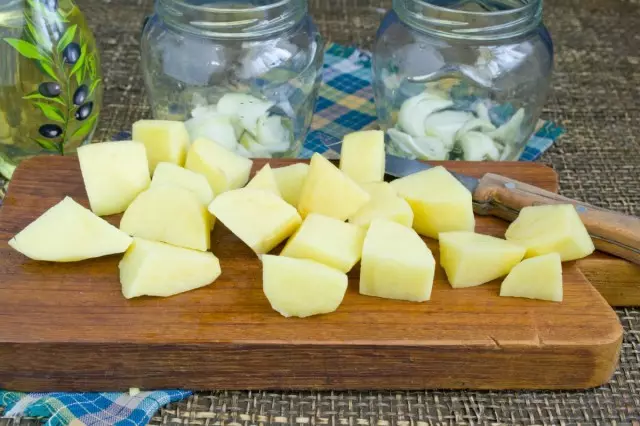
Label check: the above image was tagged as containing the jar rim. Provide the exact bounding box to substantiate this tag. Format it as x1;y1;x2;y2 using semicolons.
156;0;307;39
393;0;543;40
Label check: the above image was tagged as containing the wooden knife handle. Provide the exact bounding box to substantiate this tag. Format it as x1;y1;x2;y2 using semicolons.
474;173;640;265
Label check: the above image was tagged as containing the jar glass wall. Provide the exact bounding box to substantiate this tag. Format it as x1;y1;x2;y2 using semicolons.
373;0;553;161
140;0;325;158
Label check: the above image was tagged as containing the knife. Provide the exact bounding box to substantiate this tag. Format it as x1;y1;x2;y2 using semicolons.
384;154;640;265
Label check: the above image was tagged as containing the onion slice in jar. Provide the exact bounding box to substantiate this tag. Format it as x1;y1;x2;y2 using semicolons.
387;128;449;160
424;110;475;150
455;118;496;138
489;108;525;145
240;132;272;158
217;93;274;137
398;93;453;137
256;115;292;148
458;131;501;161
474;102;492;123
184;113;238;151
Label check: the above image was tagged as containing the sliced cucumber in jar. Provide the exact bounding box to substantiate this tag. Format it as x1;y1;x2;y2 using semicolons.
397;93;453;137
458;131;501;161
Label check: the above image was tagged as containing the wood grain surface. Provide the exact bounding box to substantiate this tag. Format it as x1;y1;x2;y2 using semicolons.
0;156;624;391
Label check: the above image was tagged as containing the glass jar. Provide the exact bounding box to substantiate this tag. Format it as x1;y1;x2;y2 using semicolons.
140;0;325;158
0;0;103;179
373;0;553;161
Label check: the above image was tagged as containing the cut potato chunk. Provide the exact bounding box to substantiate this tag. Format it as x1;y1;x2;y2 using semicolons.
246;164;281;196
297;153;370;220
500;253;563;302
9;197;132;262
132;120;190;173
151;162;214;205
120;185;211;251
360;219;435;302
208;188;301;255
281;213;366;273
119;238;221;299
262;255;348;318
185;137;253;194
272;163;309;207
78;141;150;216
390;166;475;239
360;182;398;199
505;204;595;261
349;182;413;230
439;231;526;288
339;130;385;183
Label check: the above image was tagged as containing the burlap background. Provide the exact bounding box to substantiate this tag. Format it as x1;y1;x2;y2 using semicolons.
2;0;639;424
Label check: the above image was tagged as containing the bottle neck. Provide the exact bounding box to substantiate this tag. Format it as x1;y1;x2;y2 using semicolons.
156;0;307;39
393;0;543;41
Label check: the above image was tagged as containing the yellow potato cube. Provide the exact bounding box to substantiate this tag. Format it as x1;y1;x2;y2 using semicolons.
208;188;301;255
262;255;348;318
272;163;309;206
505;204;595;261
390;166;475;239
185;137;253;194
439;231;526;288
78;141;151;216
9;197;132;262
297;153;370;220
360;219;435;302
246;164;281;196
151;162;214;205
120;185;211;251
360;182;398;199
119;238;221;299
281;213;366;273
349;182;413;230
339;130;385;183
132;119;190;173
500;253;563;302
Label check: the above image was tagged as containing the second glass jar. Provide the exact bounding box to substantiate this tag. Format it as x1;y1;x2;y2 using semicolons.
140;0;325;158
373;0;554;161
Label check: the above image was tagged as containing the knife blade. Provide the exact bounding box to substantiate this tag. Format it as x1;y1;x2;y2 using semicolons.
383;153;640;265
385;154;480;194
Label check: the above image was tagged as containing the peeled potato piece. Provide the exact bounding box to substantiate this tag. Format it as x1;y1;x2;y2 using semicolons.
120;185;211;251
9;197;132;262
208;188;301;255
391;166;475;239
360;219;436;302
297;153;370;220
78;141;150;216
505;204;595;261
439;231;526;288
120;238;221;299
281;213;366;273
500;253;563;302
262;255;348;318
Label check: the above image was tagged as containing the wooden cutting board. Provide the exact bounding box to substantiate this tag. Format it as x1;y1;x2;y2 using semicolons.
0;156;625;392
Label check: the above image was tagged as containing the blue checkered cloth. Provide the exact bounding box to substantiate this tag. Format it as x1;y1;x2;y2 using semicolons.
0;43;564;426
0;390;190;426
